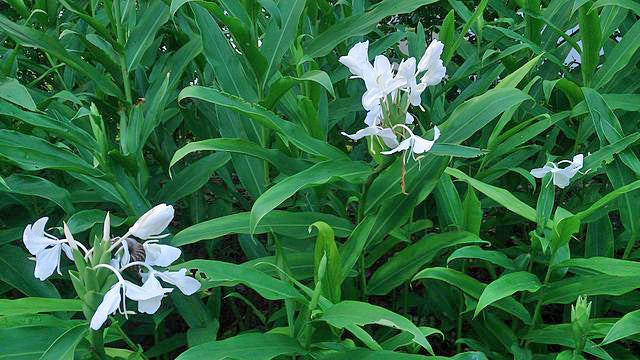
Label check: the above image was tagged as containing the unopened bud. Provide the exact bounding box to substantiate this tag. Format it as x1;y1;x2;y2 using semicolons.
129;204;174;239
63;222;77;250
103;212;111;242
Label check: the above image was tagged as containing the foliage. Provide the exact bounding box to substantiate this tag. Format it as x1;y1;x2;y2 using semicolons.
1;0;640;359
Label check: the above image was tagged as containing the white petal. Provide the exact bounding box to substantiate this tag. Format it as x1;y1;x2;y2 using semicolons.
381;137;412;155
157;269;201;295
23;217;56;255
420;63;447;87
412;137;435;154
341;126;381;141
137;295;164;314
338;41;371;78
61;243;74;261
34;245;61;281
127;274;172;301
396;57;417;80
90;283;122;330
377;128;399;148
552;172;571;188
530;166;554;178
417;39;445;73
362;87;383;111
405;113;414;125
364;106;382;127
143;243;181;267
119;240;131;268
129;204;174;239
572;154;584;167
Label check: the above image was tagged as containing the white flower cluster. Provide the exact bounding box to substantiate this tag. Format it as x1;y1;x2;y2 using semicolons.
22;204;200;330
339;39;446;155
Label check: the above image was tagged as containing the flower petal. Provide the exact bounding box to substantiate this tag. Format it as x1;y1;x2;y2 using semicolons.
417;39;445;73
381;137;412;155
377;128;399;148
34;245;61;281
143;243;181;267
23;217;56;256
90;283;122;330
530;166;554;178
137;295;165;314
552;172;572;188
341;126;381;141
129;204;174;239
156;269;201;295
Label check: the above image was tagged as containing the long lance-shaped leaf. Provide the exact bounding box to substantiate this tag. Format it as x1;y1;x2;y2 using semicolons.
0;15;122;97
178;86;348;160
250;160;370;233
175;333;306;360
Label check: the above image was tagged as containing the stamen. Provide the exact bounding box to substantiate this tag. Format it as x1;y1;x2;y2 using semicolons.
108;231;132;253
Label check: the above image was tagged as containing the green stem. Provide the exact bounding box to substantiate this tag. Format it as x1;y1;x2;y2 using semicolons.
90;329;108;359
112;321;148;359
525;266;553;349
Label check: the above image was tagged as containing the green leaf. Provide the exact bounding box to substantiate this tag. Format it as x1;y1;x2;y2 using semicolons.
125;0;170;71
310;221;342;303
446;167;538;223
413;267;532;324
367;231;487;295
0;245;59;298
447;246;516;270
537;274;640;304
0;16;122;97
578;2;602;86
263;70;335;108
495;54;543;89
462;185;482;235
39;323;88;360
555;257;640;277
474;272;542;318
0;130;97;175
174;260;302;301
305;0;439;58
0;326;67;360
178;86;347;160
0;298;82;316
157;153;230;203
0;76;36;110
169;138;308;176
172;211;354;246
1;174;74;213
601;309;640;345
66;210;126;234
319;300;434;354
320;350;488;360
260;0;306;90
590;0;640;16
250;160;370;233
175;333;305;360
592;18;640;89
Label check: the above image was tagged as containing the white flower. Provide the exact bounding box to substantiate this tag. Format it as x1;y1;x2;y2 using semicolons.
90;264;173;330
23;217;73;281
142;268;201;296
129;204;174;240
382;125;440;155
338;41;374;80
342;125;399;148
417;39;446;86
530;154;584;189
361;55;407;111
143;241;181;267
396;57;426;107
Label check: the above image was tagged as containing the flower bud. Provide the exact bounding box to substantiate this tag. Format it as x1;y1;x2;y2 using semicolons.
63;222;77;251
129;204;174;240
571;295;591;352
102;212;111;242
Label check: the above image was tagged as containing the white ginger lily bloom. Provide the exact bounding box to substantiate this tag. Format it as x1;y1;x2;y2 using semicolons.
141;267;201;296
338;41;374;80
129;204;174;240
23;217;74;281
143;241;181;267
90;264;172;330
361;55;407;111
396;57;426;107
382;125;440;155
417;39;447;87
530;154;584;189
342;126;399;148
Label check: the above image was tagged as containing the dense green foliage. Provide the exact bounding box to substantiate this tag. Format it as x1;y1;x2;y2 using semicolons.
1;0;640;359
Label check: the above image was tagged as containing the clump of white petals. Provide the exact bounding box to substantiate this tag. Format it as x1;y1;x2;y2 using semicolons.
530;154;584;188
339;39;446;156
22;204;201;331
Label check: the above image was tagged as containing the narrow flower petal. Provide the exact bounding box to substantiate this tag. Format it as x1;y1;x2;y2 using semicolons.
34;245;61;281
341;126;382;141
530;165;554;178
143;243;181;267
377;128;399;148
381;137;412;155
338;41;373;79
156;269;201;295
23;217;56;256
90;283;122;330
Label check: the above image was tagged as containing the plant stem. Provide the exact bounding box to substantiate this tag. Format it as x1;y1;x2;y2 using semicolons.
525;266;553;349
90;329;108;359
